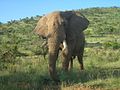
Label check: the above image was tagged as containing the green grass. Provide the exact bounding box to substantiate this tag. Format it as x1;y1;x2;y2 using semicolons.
0;33;120;90
0;47;120;90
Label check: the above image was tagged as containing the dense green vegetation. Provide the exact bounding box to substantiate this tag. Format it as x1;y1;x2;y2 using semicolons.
0;7;120;90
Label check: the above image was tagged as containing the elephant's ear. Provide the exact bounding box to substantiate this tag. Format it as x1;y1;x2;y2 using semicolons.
33;16;48;37
69;13;89;32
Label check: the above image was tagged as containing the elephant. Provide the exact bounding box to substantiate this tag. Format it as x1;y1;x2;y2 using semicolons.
40;38;85;70
33;11;89;82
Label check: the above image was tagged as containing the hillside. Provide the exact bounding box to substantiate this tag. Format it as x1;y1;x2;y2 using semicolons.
0;7;120;90
1;7;120;34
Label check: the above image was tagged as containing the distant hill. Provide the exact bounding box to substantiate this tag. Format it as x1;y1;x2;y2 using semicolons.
0;7;120;35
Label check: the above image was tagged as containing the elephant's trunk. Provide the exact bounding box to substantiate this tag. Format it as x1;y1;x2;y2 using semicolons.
48;52;59;82
48;39;61;82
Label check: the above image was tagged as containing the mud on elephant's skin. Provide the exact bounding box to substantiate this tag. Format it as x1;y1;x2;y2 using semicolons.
33;11;89;82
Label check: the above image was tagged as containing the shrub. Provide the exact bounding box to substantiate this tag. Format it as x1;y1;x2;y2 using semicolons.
0;33;20;70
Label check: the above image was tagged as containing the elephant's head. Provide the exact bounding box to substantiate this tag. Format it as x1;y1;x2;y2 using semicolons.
33;11;89;82
34;12;66;40
34;11;89;40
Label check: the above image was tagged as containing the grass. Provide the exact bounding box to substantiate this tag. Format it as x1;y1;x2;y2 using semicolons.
0;47;120;90
0;32;120;90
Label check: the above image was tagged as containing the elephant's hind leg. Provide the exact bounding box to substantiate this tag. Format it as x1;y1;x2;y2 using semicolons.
77;53;84;70
69;58;73;70
69;56;75;70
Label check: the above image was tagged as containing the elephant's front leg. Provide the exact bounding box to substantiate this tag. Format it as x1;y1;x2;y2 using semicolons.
62;47;72;71
48;39;60;82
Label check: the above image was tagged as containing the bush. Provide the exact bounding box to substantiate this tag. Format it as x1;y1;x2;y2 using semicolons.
0;33;20;70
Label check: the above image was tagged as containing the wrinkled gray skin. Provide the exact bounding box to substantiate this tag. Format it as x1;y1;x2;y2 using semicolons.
34;11;89;82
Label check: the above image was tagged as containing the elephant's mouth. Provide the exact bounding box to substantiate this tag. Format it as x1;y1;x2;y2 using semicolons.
41;36;47;39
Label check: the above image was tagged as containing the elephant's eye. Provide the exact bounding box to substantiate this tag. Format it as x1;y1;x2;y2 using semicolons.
42;36;46;39
53;23;56;26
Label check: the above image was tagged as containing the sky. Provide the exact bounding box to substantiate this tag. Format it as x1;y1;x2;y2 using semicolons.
0;0;120;23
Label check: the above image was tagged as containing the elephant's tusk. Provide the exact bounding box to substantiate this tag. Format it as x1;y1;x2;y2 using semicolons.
62;40;67;50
